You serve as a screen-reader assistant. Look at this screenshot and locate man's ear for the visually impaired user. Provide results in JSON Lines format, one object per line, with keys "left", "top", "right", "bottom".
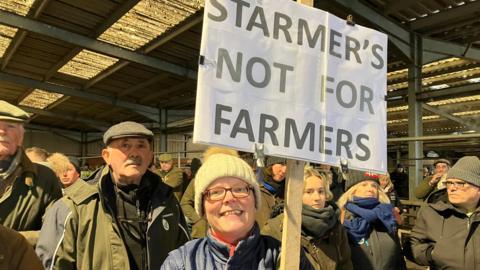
{"left": 101, "top": 148, "right": 110, "bottom": 165}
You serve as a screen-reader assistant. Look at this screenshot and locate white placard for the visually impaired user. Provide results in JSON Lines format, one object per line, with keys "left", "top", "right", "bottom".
{"left": 193, "top": 0, "right": 388, "bottom": 173}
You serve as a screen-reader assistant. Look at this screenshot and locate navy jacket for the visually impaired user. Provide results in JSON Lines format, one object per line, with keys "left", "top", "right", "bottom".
{"left": 161, "top": 223, "right": 313, "bottom": 269}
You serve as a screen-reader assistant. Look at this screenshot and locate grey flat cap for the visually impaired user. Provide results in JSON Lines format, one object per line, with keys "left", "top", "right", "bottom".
{"left": 103, "top": 121, "right": 154, "bottom": 145}
{"left": 434, "top": 159, "right": 451, "bottom": 167}
{"left": 0, "top": 100, "right": 29, "bottom": 123}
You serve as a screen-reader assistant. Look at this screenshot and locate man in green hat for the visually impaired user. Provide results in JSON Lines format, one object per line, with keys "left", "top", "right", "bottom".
{"left": 0, "top": 100, "right": 62, "bottom": 245}
{"left": 410, "top": 156, "right": 480, "bottom": 269}
{"left": 156, "top": 153, "right": 185, "bottom": 201}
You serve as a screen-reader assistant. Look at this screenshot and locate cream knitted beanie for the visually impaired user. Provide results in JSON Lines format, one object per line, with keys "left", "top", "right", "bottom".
{"left": 194, "top": 152, "right": 261, "bottom": 216}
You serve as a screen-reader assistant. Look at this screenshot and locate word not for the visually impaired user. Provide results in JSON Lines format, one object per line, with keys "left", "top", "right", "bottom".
{"left": 216, "top": 48, "right": 293, "bottom": 93}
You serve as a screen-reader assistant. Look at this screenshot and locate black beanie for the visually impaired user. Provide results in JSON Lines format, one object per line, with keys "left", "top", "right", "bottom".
{"left": 266, "top": 156, "right": 287, "bottom": 167}
{"left": 345, "top": 169, "right": 380, "bottom": 191}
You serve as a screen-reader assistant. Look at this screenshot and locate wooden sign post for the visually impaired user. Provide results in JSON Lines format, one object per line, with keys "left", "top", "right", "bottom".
{"left": 279, "top": 1, "right": 313, "bottom": 268}
{"left": 280, "top": 159, "right": 306, "bottom": 269}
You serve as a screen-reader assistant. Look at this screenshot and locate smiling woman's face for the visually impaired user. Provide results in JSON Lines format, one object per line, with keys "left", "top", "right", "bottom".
{"left": 203, "top": 177, "right": 256, "bottom": 244}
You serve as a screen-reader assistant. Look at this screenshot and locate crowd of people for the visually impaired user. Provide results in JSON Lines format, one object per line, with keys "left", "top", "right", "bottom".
{"left": 1, "top": 99, "right": 479, "bottom": 270}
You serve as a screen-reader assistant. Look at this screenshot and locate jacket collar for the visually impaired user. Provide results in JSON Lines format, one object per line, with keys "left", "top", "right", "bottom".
{"left": 206, "top": 223, "right": 261, "bottom": 264}
{"left": 64, "top": 165, "right": 110, "bottom": 205}
{"left": 94, "top": 165, "right": 172, "bottom": 227}
{"left": 64, "top": 177, "right": 98, "bottom": 205}
{"left": 0, "top": 149, "right": 37, "bottom": 187}
{"left": 430, "top": 200, "right": 480, "bottom": 219}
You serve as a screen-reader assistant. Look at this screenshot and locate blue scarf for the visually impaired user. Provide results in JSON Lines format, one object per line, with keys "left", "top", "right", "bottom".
{"left": 343, "top": 197, "right": 397, "bottom": 244}
{"left": 262, "top": 180, "right": 277, "bottom": 194}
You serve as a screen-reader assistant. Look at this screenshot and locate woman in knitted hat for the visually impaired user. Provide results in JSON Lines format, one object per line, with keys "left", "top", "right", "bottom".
{"left": 161, "top": 147, "right": 312, "bottom": 269}
{"left": 337, "top": 170, "right": 406, "bottom": 270}
{"left": 262, "top": 166, "right": 352, "bottom": 270}
{"left": 410, "top": 156, "right": 480, "bottom": 269}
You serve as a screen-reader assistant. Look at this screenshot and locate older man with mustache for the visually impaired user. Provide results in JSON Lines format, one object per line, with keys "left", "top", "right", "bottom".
{"left": 0, "top": 100, "right": 62, "bottom": 245}
{"left": 48, "top": 121, "right": 190, "bottom": 270}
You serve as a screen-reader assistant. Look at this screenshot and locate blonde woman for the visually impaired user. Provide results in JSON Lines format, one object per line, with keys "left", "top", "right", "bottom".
{"left": 262, "top": 166, "right": 352, "bottom": 270}
{"left": 46, "top": 153, "right": 80, "bottom": 188}
{"left": 338, "top": 170, "right": 406, "bottom": 270}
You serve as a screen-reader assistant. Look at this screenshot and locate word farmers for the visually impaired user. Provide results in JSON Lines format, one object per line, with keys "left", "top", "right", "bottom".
{"left": 215, "top": 104, "right": 371, "bottom": 161}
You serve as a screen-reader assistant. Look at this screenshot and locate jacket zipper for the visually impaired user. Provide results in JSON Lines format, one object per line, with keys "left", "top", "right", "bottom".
{"left": 136, "top": 199, "right": 148, "bottom": 270}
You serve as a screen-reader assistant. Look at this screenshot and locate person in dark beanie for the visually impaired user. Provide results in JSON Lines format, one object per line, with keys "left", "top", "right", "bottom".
{"left": 390, "top": 163, "right": 409, "bottom": 198}
{"left": 254, "top": 156, "right": 287, "bottom": 228}
{"left": 49, "top": 121, "right": 189, "bottom": 270}
{"left": 337, "top": 170, "right": 406, "bottom": 270}
{"left": 410, "top": 156, "right": 480, "bottom": 269}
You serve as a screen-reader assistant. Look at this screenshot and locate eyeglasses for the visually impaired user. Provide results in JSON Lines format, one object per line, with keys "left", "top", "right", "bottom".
{"left": 203, "top": 186, "right": 253, "bottom": 201}
{"left": 445, "top": 181, "right": 468, "bottom": 188}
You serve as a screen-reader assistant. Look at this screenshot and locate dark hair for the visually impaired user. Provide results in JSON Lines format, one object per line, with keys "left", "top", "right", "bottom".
{"left": 190, "top": 158, "right": 202, "bottom": 178}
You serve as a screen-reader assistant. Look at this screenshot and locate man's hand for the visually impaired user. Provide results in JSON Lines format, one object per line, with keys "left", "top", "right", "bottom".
{"left": 429, "top": 173, "right": 444, "bottom": 186}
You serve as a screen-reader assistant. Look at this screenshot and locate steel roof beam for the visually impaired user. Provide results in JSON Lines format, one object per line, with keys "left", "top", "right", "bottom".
{"left": 410, "top": 1, "right": 480, "bottom": 31}
{"left": 0, "top": 71, "right": 159, "bottom": 121}
{"left": 416, "top": 83, "right": 480, "bottom": 101}
{"left": 330, "top": 0, "right": 480, "bottom": 62}
{"left": 43, "top": 0, "right": 140, "bottom": 81}
{"left": 19, "top": 105, "right": 109, "bottom": 131}
{"left": 117, "top": 73, "right": 169, "bottom": 98}
{"left": 25, "top": 123, "right": 82, "bottom": 142}
{"left": 0, "top": 10, "right": 197, "bottom": 80}
{"left": 387, "top": 83, "right": 480, "bottom": 104}
{"left": 1, "top": 0, "right": 50, "bottom": 70}
{"left": 422, "top": 37, "right": 480, "bottom": 62}
{"left": 422, "top": 103, "right": 480, "bottom": 132}
{"left": 84, "top": 12, "right": 202, "bottom": 89}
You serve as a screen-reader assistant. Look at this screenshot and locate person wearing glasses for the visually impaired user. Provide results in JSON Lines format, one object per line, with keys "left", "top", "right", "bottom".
{"left": 262, "top": 166, "right": 352, "bottom": 270}
{"left": 410, "top": 156, "right": 480, "bottom": 269}
{"left": 337, "top": 170, "right": 406, "bottom": 270}
{"left": 161, "top": 147, "right": 312, "bottom": 269}
{"left": 49, "top": 121, "right": 190, "bottom": 270}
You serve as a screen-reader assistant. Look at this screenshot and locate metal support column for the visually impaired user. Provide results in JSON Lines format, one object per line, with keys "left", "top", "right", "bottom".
{"left": 407, "top": 33, "right": 424, "bottom": 199}
{"left": 396, "top": 148, "right": 401, "bottom": 165}
{"left": 80, "top": 132, "right": 87, "bottom": 167}
{"left": 159, "top": 108, "right": 168, "bottom": 153}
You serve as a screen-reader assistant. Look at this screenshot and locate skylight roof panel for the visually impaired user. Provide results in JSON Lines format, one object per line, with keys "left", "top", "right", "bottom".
{"left": 98, "top": 0, "right": 202, "bottom": 50}
{"left": 19, "top": 89, "right": 64, "bottom": 109}
{"left": 0, "top": 0, "right": 35, "bottom": 16}
{"left": 58, "top": 50, "right": 118, "bottom": 79}
{"left": 0, "top": 25, "right": 17, "bottom": 58}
